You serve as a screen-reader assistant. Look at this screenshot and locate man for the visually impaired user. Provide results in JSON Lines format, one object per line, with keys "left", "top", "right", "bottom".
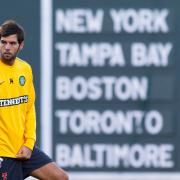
{"left": 0, "top": 20, "right": 68, "bottom": 180}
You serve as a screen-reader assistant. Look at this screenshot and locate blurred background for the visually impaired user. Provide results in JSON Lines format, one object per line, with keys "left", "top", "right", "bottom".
{"left": 2, "top": 0, "right": 180, "bottom": 180}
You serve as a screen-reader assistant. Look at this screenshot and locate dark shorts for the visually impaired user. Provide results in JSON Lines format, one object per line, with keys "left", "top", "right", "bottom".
{"left": 0, "top": 146, "right": 52, "bottom": 180}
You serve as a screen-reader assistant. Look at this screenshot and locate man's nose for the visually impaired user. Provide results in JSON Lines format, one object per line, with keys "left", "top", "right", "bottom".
{"left": 4, "top": 43, "right": 11, "bottom": 50}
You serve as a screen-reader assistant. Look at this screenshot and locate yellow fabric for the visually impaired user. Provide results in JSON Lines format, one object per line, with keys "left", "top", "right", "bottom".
{"left": 0, "top": 57, "right": 36, "bottom": 158}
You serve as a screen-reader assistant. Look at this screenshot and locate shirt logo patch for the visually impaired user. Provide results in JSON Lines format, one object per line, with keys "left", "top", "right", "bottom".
{"left": 0, "top": 95, "right": 28, "bottom": 107}
{"left": 19, "top": 76, "right": 26, "bottom": 86}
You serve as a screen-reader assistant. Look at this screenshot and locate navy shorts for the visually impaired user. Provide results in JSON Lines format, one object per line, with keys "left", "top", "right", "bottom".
{"left": 0, "top": 146, "right": 52, "bottom": 180}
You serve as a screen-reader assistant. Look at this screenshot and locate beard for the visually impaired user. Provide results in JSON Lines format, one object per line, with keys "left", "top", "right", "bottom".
{"left": 1, "top": 51, "right": 17, "bottom": 65}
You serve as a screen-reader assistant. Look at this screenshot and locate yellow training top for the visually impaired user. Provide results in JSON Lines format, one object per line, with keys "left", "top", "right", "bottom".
{"left": 0, "top": 57, "right": 36, "bottom": 158}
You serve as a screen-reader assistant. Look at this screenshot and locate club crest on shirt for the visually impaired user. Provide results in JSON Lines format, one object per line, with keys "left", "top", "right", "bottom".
{"left": 19, "top": 76, "right": 26, "bottom": 86}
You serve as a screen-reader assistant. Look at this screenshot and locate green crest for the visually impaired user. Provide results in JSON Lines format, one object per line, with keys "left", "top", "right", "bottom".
{"left": 19, "top": 76, "right": 26, "bottom": 86}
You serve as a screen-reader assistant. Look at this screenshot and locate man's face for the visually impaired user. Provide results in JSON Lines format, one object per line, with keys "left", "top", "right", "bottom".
{"left": 0, "top": 34, "right": 23, "bottom": 63}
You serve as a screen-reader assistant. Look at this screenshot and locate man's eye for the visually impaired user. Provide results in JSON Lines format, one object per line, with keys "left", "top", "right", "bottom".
{"left": 10, "top": 42, "right": 17, "bottom": 45}
{"left": 1, "top": 40, "right": 6, "bottom": 45}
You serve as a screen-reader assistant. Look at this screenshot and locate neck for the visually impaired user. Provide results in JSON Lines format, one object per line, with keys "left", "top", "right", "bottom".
{"left": 1, "top": 58, "right": 15, "bottom": 66}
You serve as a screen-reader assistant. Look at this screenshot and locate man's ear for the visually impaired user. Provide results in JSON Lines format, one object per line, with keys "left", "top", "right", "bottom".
{"left": 19, "top": 41, "right": 24, "bottom": 50}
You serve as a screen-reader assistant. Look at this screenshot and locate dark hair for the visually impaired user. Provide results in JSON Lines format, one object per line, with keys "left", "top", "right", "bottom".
{"left": 0, "top": 20, "right": 24, "bottom": 44}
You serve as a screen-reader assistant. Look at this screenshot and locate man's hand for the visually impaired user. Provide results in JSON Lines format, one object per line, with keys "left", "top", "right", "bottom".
{"left": 16, "top": 145, "right": 32, "bottom": 160}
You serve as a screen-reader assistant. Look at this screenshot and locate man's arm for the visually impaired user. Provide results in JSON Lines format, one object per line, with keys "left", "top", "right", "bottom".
{"left": 16, "top": 66, "right": 36, "bottom": 159}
